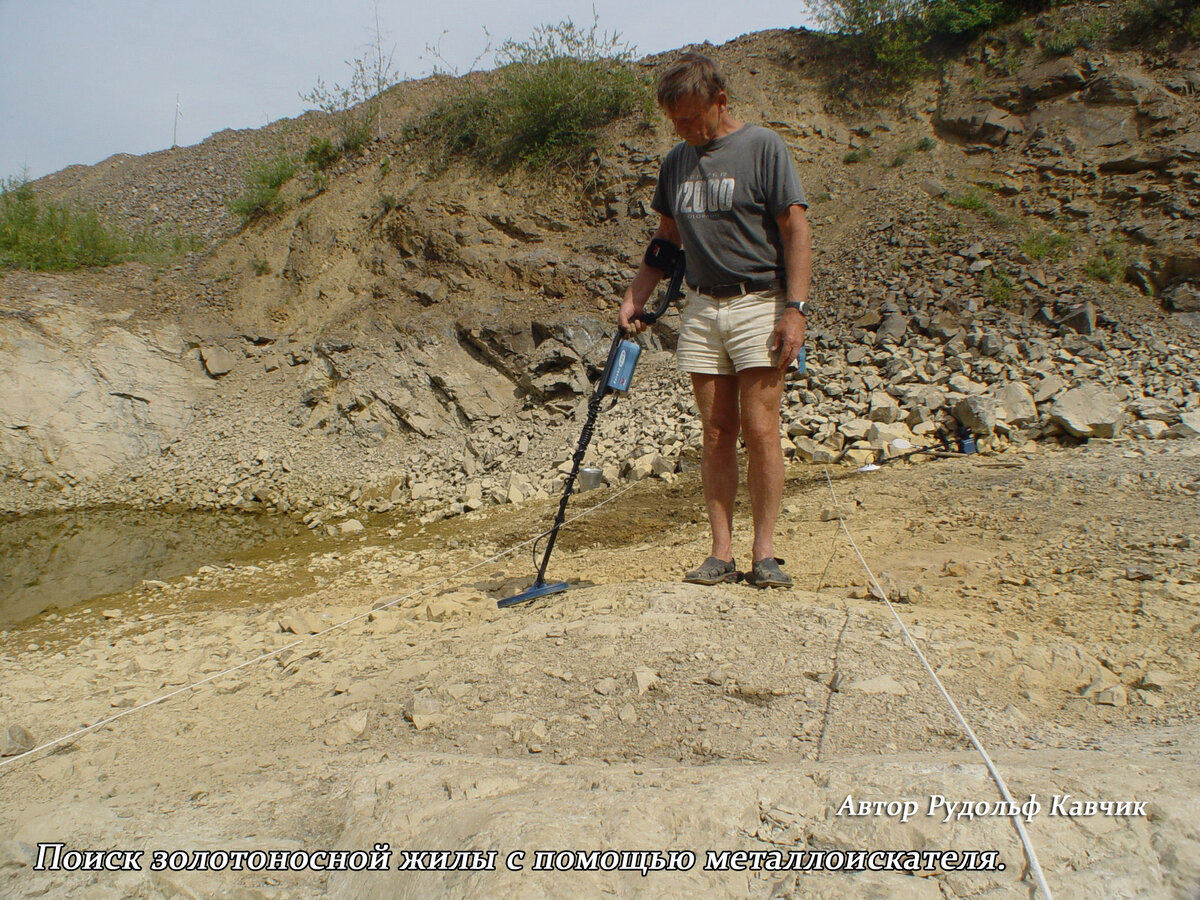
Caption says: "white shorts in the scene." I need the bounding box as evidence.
[676,287,788,375]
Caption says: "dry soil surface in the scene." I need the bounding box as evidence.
[1,438,1199,899]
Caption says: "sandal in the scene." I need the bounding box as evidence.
[683,556,739,585]
[746,557,793,589]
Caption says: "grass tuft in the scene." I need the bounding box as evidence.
[1020,229,1072,261]
[1084,240,1131,283]
[947,189,1013,227]
[228,154,298,225]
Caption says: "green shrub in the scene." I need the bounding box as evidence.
[420,18,652,171]
[871,20,929,83]
[304,137,339,171]
[1084,241,1131,283]
[809,0,1051,88]
[0,177,199,271]
[1117,0,1200,45]
[925,0,1008,37]
[1020,229,1072,261]
[981,269,1016,307]
[889,137,935,167]
[811,1,1070,89]
[948,190,987,211]
[337,113,373,156]
[228,153,298,224]
[924,0,1048,39]
[1041,18,1106,57]
[947,189,1013,227]
[843,147,874,164]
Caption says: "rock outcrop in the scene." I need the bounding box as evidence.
[0,298,207,482]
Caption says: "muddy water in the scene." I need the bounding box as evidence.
[0,507,302,627]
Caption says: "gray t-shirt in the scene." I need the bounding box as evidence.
[651,124,806,289]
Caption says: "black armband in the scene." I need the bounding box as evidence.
[644,237,681,273]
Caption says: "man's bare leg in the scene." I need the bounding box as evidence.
[690,373,740,562]
[737,366,786,563]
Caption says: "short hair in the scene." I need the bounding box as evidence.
[656,53,728,109]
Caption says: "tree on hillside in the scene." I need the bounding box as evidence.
[807,0,1048,36]
[300,2,400,150]
[806,0,923,35]
[805,0,928,84]
[803,0,1052,84]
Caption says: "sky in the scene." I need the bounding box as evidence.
[0,0,817,181]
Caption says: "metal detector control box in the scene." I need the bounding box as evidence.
[606,340,641,392]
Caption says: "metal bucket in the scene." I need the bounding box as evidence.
[577,466,604,491]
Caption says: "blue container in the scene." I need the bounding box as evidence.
[606,340,641,392]
[795,346,806,374]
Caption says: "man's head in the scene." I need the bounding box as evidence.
[656,53,731,147]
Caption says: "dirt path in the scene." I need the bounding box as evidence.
[1,440,1198,898]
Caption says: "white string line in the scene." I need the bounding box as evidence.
[0,481,638,775]
[822,467,1054,900]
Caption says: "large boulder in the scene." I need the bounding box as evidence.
[993,383,1038,429]
[1162,282,1200,313]
[1049,385,1126,439]
[954,395,999,436]
[199,344,236,377]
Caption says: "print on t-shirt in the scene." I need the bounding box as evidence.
[676,176,735,216]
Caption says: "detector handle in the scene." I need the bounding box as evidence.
[637,249,686,327]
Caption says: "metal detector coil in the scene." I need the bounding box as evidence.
[498,252,686,608]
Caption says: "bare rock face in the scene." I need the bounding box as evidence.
[1016,58,1086,103]
[0,297,207,482]
[935,102,1025,145]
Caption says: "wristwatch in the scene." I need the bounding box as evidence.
[785,300,810,315]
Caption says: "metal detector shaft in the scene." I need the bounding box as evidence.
[498,254,686,608]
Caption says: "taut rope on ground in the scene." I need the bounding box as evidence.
[821,466,1054,899]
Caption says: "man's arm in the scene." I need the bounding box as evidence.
[619,215,682,336]
[772,203,811,370]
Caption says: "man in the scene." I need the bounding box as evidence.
[619,52,812,589]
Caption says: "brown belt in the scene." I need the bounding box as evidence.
[690,277,785,299]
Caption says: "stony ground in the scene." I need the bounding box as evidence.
[1,434,1198,899]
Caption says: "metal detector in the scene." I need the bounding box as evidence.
[498,253,686,608]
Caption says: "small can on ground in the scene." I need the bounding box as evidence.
[578,466,604,491]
